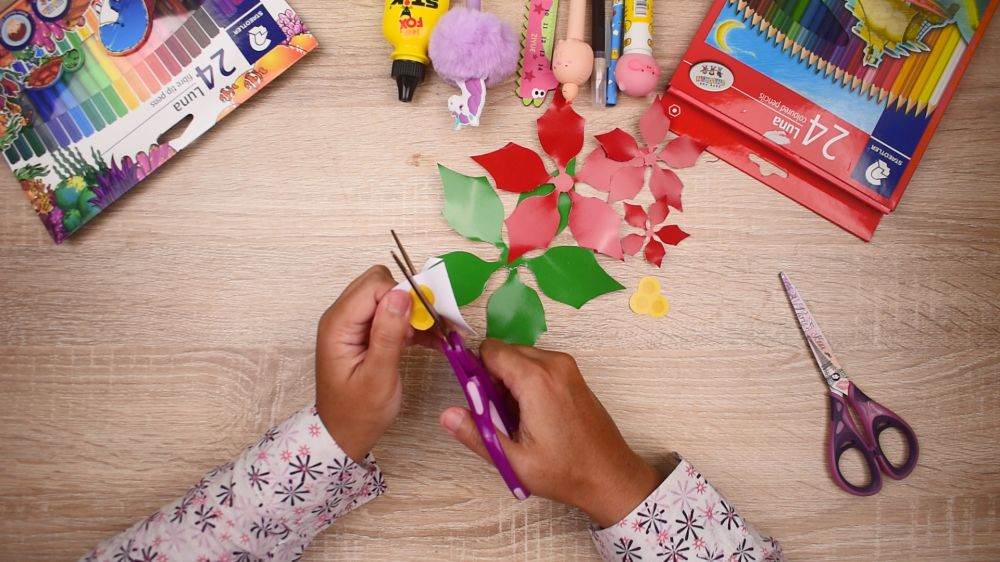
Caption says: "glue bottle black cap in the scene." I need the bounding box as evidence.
[391,59,425,102]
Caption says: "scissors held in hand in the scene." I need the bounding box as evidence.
[781,273,919,496]
[391,232,530,500]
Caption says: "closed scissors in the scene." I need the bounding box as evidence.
[780,273,919,496]
[391,232,530,500]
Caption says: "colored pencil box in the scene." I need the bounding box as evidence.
[662,0,997,240]
[3,0,316,243]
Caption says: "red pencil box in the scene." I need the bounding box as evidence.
[662,0,998,240]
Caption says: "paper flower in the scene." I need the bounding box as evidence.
[577,97,704,210]
[472,91,623,262]
[621,201,689,267]
[629,277,669,318]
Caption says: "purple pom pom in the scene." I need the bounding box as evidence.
[428,7,518,88]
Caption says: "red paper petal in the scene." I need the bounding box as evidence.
[621,233,646,256]
[659,136,704,169]
[537,91,585,168]
[650,167,684,211]
[655,224,690,246]
[649,200,669,226]
[568,192,623,260]
[473,143,551,193]
[505,192,561,262]
[623,203,648,229]
[595,129,642,161]
[576,147,624,193]
[608,165,645,202]
[644,238,665,267]
[639,97,670,148]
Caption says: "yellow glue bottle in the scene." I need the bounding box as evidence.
[382,0,449,102]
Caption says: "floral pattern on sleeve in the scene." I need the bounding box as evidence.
[591,457,784,562]
[80,405,384,562]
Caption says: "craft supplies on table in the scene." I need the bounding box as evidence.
[615,0,660,96]
[780,273,919,496]
[552,0,593,102]
[383,0,448,102]
[515,0,560,106]
[7,0,316,243]
[606,0,623,104]
[661,0,997,240]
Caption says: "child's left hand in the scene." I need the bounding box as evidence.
[314,266,414,463]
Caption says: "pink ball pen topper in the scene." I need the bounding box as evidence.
[615,0,660,97]
[552,0,593,103]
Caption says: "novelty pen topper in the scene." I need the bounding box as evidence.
[429,0,518,129]
[616,0,660,97]
[552,0,593,102]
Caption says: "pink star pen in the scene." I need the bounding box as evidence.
[552,0,593,103]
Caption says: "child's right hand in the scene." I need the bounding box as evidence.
[439,340,665,527]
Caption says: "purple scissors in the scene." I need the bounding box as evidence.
[780,272,919,496]
[391,234,530,500]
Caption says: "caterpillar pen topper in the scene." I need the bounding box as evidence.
[615,0,660,96]
[429,0,518,128]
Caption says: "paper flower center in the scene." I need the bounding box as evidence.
[642,148,658,166]
[553,171,574,193]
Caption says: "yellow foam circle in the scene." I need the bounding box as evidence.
[629,292,653,315]
[638,276,661,296]
[409,285,436,331]
[648,295,670,318]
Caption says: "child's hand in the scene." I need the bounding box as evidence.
[439,340,664,527]
[315,266,413,463]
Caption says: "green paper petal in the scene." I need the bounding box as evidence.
[526,246,625,309]
[518,184,571,235]
[487,269,547,345]
[439,164,504,245]
[439,251,502,306]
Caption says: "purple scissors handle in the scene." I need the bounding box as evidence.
[827,381,919,496]
[443,331,530,500]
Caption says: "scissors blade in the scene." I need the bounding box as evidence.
[391,251,447,338]
[779,273,848,391]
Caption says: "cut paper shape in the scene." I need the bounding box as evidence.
[449,78,486,129]
[629,276,669,318]
[393,258,475,334]
[440,165,504,245]
[621,201,689,267]
[526,246,624,308]
[487,269,547,345]
[438,251,502,306]
[409,285,436,331]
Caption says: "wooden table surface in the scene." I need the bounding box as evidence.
[1,1,999,560]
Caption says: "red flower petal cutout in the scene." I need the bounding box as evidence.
[621,233,646,256]
[595,129,642,161]
[639,97,670,148]
[655,224,690,246]
[648,200,669,226]
[568,192,623,259]
[623,203,648,229]
[473,143,551,193]
[659,136,704,169]
[608,165,645,202]
[538,90,584,168]
[644,239,666,267]
[505,192,561,262]
[650,167,684,211]
[576,147,623,193]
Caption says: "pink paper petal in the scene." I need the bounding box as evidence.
[659,136,704,169]
[473,143,552,193]
[655,224,690,246]
[568,192,623,259]
[639,97,670,148]
[505,192,561,262]
[649,200,669,226]
[621,233,646,256]
[537,90,585,168]
[595,128,642,162]
[576,147,624,193]
[623,203,648,229]
[608,165,645,202]
[644,238,665,267]
[650,167,684,211]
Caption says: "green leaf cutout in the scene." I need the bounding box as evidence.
[565,157,577,176]
[526,246,625,309]
[439,251,502,306]
[439,164,504,245]
[518,184,572,235]
[487,269,547,345]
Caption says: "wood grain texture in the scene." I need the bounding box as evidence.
[1,0,999,560]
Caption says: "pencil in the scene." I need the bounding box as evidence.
[927,40,966,114]
[914,26,961,115]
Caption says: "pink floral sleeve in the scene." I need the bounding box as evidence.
[80,406,385,562]
[591,457,784,562]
